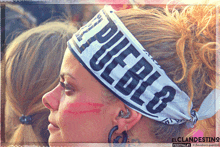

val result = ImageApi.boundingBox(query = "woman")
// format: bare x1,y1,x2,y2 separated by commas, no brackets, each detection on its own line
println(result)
42,4,219,145
4,21,77,146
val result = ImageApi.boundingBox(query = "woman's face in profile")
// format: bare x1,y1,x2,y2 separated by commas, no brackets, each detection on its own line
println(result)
42,48,115,145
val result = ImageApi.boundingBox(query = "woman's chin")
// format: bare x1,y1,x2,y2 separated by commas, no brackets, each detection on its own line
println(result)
48,132,63,146
49,140,76,147
49,140,65,147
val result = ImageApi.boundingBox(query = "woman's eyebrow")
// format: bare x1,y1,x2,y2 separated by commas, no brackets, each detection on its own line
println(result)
60,73,77,81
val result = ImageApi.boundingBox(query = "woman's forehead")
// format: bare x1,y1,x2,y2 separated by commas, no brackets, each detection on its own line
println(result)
62,48,79,66
61,49,81,76
61,48,96,81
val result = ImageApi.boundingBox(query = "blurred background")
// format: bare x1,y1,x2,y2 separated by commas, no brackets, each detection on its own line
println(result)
3,2,104,46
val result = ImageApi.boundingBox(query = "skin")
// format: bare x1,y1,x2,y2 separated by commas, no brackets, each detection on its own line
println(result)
63,102,104,115
42,48,154,145
42,48,116,145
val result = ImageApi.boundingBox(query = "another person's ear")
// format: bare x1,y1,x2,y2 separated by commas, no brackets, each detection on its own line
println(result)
112,102,142,134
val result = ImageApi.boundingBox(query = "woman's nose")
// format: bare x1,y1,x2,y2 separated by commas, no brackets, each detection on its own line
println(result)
42,84,61,111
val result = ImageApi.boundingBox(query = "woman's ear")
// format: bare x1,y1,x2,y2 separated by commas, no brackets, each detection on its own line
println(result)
112,104,142,134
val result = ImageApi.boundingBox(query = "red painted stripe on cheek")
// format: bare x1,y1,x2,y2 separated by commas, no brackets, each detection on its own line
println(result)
64,102,104,115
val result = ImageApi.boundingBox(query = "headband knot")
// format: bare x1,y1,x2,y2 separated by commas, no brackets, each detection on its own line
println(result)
19,114,32,125
186,110,198,128
186,89,220,128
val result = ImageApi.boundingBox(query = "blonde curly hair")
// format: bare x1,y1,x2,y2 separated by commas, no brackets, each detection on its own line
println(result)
115,2,219,142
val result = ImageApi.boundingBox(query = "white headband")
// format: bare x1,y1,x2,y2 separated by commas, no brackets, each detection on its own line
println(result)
67,5,220,128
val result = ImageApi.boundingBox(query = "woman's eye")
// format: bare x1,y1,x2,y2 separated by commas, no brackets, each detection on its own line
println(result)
60,81,74,95
60,81,65,88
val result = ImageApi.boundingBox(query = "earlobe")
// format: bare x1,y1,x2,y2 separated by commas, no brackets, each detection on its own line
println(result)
115,106,142,134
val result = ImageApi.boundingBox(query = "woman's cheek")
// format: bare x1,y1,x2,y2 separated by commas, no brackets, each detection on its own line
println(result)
59,102,105,125
65,102,104,115
58,102,105,140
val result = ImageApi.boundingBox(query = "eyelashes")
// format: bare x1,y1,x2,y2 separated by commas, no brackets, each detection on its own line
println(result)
60,81,75,96
60,81,65,88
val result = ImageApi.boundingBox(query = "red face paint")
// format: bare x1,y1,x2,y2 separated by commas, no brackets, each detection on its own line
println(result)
64,102,104,115
48,49,111,143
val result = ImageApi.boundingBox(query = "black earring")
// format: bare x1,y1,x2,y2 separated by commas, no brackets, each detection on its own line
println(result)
118,108,130,118
108,125,128,145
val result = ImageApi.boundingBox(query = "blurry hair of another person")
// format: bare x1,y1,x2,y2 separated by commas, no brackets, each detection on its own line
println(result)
5,3,37,45
3,20,77,146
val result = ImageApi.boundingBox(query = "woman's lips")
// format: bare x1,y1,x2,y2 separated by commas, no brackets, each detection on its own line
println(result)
48,122,59,131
